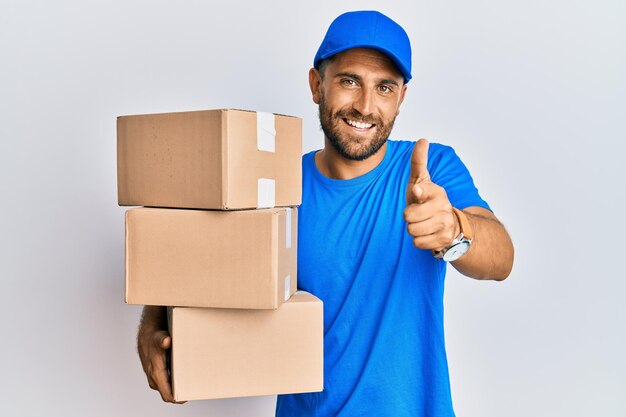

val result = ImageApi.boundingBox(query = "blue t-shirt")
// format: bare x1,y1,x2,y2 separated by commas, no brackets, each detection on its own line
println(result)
276,140,490,417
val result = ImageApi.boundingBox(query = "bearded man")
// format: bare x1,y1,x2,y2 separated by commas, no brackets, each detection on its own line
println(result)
137,10,514,417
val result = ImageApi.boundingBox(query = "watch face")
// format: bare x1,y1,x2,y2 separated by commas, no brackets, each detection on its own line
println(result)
443,241,470,262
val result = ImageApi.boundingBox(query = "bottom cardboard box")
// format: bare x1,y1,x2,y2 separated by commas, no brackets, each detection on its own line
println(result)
168,291,324,401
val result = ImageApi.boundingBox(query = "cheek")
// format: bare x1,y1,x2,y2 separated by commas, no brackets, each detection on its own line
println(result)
381,101,402,120
326,87,356,107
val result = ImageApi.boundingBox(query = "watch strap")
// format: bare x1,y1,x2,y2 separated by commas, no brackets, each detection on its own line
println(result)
452,207,473,241
432,208,473,260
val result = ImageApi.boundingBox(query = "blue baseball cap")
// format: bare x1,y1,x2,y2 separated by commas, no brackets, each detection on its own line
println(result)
314,10,412,82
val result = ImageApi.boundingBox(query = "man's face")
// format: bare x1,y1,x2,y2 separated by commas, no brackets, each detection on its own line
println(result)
311,48,407,161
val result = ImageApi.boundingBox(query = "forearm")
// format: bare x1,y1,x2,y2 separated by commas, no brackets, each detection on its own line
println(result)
451,207,514,281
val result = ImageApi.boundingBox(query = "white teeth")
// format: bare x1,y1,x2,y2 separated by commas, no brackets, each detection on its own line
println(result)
346,119,373,129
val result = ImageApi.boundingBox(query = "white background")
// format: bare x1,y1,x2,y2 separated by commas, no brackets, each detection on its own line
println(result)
2,0,625,416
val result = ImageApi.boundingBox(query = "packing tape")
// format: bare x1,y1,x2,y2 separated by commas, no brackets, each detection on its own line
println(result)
284,274,291,301
257,112,276,152
285,207,292,249
257,178,275,208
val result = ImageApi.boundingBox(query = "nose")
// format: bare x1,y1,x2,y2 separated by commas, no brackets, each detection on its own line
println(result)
352,88,374,116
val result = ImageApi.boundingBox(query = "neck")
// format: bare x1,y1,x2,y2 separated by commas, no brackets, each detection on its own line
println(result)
315,140,387,180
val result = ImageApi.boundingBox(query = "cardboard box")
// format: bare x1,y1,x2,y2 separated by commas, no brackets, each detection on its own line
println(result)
125,207,297,309
117,109,302,210
168,291,324,401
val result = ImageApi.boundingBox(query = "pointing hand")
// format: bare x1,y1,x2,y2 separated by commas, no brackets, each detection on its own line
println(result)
404,139,460,251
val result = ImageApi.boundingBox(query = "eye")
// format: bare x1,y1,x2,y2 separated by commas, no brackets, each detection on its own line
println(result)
378,85,393,94
340,79,358,87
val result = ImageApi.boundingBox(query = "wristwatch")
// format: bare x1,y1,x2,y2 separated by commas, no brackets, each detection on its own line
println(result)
433,207,473,262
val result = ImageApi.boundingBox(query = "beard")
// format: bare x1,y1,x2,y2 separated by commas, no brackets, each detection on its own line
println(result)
318,92,396,161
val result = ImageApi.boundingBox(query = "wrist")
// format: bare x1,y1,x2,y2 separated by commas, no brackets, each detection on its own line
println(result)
433,207,473,262
452,208,472,241
452,208,461,240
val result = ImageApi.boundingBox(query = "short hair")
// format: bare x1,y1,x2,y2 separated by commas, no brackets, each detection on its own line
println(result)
315,56,335,79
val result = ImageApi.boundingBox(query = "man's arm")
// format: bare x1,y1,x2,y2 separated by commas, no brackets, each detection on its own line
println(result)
451,206,514,280
404,139,514,281
137,305,185,404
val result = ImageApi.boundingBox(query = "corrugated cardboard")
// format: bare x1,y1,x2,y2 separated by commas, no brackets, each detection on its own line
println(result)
125,207,297,309
168,291,324,401
117,109,302,210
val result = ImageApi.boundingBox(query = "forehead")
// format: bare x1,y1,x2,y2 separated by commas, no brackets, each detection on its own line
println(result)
326,48,403,81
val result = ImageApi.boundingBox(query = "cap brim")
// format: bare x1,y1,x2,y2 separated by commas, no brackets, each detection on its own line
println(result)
317,44,411,82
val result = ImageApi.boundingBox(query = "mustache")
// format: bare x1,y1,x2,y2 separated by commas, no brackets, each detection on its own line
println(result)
334,108,381,125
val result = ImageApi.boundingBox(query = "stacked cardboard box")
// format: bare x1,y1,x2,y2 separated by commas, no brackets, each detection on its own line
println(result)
118,109,323,401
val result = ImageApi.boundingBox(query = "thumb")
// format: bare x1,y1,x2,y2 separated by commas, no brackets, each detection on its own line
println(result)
153,331,171,350
161,335,172,350
408,138,431,185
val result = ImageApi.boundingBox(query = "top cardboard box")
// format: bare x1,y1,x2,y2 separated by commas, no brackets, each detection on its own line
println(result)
117,109,302,210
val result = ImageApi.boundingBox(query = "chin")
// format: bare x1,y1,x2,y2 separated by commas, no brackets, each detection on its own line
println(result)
329,136,387,161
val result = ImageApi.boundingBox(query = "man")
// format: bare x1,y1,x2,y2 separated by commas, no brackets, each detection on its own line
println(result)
137,10,514,417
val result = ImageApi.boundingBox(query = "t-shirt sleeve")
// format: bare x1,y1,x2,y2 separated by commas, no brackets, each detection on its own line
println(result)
427,143,492,212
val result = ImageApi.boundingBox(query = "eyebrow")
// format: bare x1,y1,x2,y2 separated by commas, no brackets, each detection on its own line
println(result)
334,72,400,87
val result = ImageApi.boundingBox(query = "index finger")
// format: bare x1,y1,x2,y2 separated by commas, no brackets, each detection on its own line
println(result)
153,365,175,403
409,138,430,184
153,354,185,404
151,332,185,404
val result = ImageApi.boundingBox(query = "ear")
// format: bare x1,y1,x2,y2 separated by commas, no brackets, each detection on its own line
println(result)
309,68,322,104
396,83,408,116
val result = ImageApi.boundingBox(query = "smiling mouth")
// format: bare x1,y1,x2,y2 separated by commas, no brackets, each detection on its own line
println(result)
344,118,375,130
